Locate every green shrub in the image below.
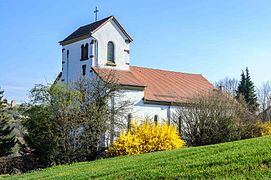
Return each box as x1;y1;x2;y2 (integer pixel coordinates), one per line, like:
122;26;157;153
238;121;271;139
238;123;261;139
23;105;56;166
0;155;38;175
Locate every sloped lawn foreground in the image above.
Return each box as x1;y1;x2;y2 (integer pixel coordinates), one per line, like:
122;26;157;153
2;136;271;179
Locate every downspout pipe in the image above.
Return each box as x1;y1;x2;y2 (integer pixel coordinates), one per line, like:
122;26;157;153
90;37;98;67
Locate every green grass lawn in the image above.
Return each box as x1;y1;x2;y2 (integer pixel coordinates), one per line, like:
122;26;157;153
1;136;271;179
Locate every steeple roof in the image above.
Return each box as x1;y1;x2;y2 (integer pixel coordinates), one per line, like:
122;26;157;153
60;16;133;45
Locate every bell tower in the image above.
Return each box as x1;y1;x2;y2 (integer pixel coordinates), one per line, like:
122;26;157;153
59;16;133;82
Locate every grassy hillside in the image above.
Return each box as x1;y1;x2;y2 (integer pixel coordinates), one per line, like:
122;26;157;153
2;136;271;179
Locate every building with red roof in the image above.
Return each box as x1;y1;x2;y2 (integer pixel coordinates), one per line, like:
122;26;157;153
57;15;214;140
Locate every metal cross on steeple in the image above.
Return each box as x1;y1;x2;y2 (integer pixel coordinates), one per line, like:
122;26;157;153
94;6;99;22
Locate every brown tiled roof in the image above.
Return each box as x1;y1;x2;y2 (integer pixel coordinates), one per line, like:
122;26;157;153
92;67;145;87
60;16;132;45
93;66;214;104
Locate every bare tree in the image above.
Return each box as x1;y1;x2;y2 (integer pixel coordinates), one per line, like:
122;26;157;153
257;81;271;121
173;90;254;146
73;70;132;156
215;77;239;96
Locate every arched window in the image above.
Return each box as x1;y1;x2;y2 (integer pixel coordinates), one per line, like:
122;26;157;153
67;50;69;59
84;43;88;60
81;45;84;60
107;41;115;63
81;44;89;60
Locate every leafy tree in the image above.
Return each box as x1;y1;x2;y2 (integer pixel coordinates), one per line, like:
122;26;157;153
23;101;55;165
23;70;132;166
236;68;258;113
0;89;15;157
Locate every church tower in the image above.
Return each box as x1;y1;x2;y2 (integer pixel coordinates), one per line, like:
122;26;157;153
59;16;133;83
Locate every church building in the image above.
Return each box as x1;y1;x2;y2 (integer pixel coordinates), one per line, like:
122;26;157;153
57;15;214;123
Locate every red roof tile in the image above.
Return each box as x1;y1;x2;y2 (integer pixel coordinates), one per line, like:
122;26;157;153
93;66;214;103
92;67;145;87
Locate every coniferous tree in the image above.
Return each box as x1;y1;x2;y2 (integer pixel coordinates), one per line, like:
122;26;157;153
236;71;246;99
0;89;15;157
236;68;258;113
245;68;258;112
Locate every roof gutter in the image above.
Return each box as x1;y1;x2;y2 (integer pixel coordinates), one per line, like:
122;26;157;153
143;98;189;106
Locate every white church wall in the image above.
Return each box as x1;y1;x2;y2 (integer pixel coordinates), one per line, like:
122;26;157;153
92;20;130;70
61;38;94;82
119;89;178;124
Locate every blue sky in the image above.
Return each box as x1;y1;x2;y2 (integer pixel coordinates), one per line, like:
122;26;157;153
0;0;271;103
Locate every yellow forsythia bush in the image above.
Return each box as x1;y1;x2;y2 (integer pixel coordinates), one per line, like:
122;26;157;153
260;122;271;136
109;121;185;156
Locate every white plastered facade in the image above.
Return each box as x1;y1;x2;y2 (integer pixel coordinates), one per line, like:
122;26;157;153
60;18;177;130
